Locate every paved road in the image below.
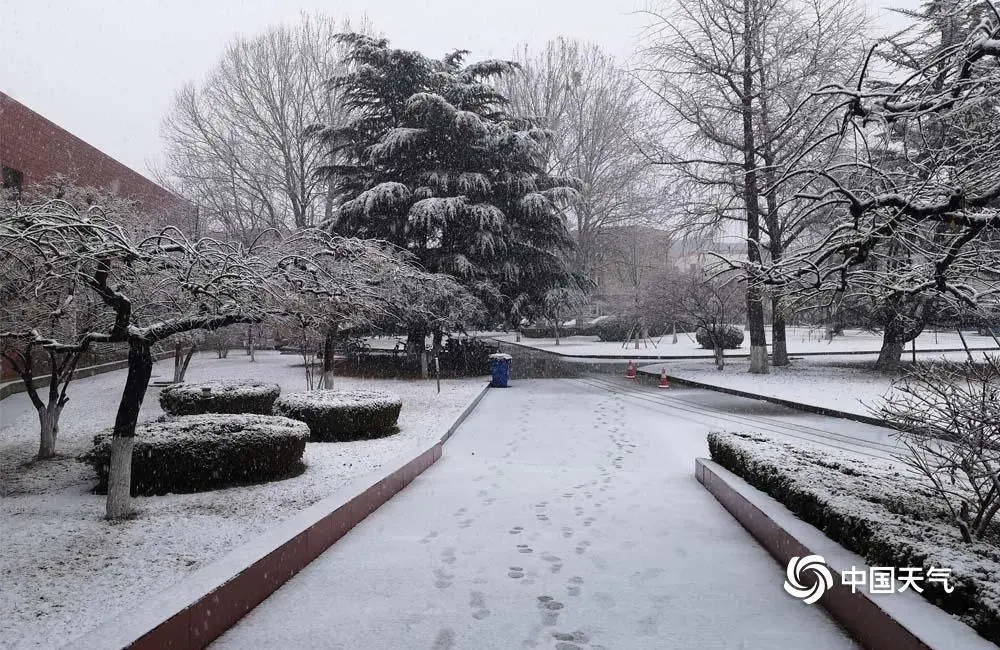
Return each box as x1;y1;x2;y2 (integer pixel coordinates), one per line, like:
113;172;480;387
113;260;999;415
213;379;860;649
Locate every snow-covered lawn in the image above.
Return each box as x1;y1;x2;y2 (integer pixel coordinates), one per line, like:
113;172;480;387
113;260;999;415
641;350;986;419
496;327;998;359
0;351;485;650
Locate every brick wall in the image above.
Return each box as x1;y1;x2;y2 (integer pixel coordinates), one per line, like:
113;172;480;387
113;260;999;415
0;91;191;219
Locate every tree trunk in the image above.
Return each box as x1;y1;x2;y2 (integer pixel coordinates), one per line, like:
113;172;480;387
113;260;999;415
771;296;788;367
554;321;561;346
248;325;255;363
714;346;725;370
322;326;337;389
173;342;197;383
875;333;906;373
36;404;60;459
742;0;768;375
106;340;154;519
432;328;444;360
405;325;428;377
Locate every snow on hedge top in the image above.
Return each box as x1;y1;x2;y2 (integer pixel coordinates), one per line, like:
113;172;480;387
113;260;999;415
89;414;309;446
160;380;281;398
488;353;512;361
275;389;402;412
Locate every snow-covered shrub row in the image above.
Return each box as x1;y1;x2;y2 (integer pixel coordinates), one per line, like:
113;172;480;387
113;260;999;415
80;414;309;496
273;389;402;442
159;380;281;416
708;431;1000;644
695;325;744;349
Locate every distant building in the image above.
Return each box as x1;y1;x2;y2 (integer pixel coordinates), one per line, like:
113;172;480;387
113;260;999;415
0;91;192;222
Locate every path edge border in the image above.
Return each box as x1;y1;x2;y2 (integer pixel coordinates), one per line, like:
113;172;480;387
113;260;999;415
67;381;491;650
636;367;889;428
695;457;993;650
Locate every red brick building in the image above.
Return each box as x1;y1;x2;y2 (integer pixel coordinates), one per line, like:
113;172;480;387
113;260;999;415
0;91;190;218
1;91;194;382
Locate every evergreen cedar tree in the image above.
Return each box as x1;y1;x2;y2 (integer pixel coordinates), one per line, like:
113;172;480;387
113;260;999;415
319;34;583;332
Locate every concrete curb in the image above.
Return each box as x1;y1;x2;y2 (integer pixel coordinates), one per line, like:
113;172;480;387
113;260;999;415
67;384;490;650
695;458;994;650
496;337;995;361
439;381;491;444
635;367;890;428
0;352;174;401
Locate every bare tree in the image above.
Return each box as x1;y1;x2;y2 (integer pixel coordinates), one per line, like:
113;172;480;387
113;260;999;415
158;14;370;238
274;229;480;386
502;39;669;291
875;356;1000;542
652;268;746;369
0;185;142;459
762;0;1000;369
638;0;867;371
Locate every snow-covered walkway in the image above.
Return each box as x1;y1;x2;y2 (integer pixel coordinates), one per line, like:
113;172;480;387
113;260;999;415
213;379;859;649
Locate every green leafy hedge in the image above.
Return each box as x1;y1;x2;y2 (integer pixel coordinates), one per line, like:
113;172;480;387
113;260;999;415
695;325;744;349
708;431;1000;645
80;414;308;496
159;381;281;416
273;389;402;442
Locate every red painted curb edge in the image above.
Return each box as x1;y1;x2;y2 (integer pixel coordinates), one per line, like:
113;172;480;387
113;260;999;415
695;458;992;650
69;383;491;650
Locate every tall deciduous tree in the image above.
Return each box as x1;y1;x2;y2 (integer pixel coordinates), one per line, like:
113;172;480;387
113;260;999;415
321;35;578;370
158;14;370;238
763;0;1000;370
501;39;668;290
639;0;866;370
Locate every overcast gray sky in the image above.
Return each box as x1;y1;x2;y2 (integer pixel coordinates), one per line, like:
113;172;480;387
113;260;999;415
1;0;914;181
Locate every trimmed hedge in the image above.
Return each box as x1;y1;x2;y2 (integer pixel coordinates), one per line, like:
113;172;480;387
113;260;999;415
273;389;402;442
159;380;281;416
79;414;309;496
708;431;1000;645
695;325;744;349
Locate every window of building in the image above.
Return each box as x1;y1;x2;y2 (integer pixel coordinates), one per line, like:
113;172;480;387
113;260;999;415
1;166;24;192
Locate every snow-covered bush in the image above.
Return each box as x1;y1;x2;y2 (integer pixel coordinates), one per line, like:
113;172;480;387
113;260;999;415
159;381;281;416
709;431;1000;645
695;325;743;349
273;389;402;441
80;414;309;496
594;318;634;342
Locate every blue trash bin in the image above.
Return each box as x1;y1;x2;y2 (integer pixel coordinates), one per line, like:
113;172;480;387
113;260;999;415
489;353;512;388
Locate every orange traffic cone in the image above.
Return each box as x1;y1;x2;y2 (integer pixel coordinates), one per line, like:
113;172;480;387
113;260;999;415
625;360;636;380
658;366;670;389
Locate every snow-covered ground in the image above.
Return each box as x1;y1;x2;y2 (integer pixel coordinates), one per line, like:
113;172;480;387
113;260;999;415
213;379;859;649
640;350;989;419
495;327;999;359
0;351;485;650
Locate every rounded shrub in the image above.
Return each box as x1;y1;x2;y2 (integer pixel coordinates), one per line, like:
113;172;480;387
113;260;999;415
273;389;402;442
594;318;635;342
159;380;281;416
695;325;745;349
79;414;309;496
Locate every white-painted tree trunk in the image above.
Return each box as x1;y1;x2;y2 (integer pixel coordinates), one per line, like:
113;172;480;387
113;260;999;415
36;404;62;458
105;437;135;519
